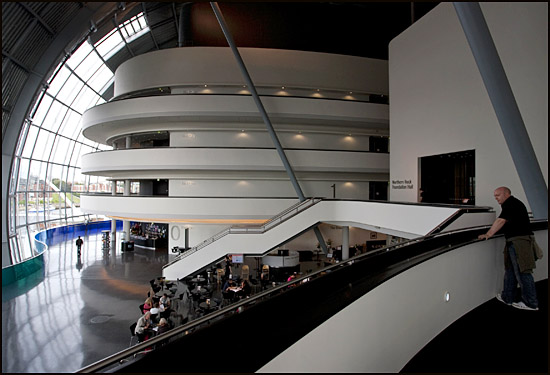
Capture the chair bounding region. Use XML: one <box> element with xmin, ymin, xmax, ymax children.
<box><xmin>216</xmin><ymin>268</ymin><xmax>224</xmax><ymax>285</ymax></box>
<box><xmin>129</xmin><ymin>322</ymin><xmax>138</xmax><ymax>347</ymax></box>
<box><xmin>261</xmin><ymin>264</ymin><xmax>270</xmax><ymax>288</ymax></box>
<box><xmin>150</xmin><ymin>313</ymin><xmax>159</xmax><ymax>323</ymax></box>
<box><xmin>241</xmin><ymin>264</ymin><xmax>249</xmax><ymax>281</ymax></box>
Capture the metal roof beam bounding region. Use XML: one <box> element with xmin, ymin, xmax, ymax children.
<box><xmin>141</xmin><ymin>2</ymin><xmax>160</xmax><ymax>50</ymax></box>
<box><xmin>18</xmin><ymin>2</ymin><xmax>55</xmax><ymax>36</ymax></box>
<box><xmin>210</xmin><ymin>2</ymin><xmax>329</xmax><ymax>254</ymax></box>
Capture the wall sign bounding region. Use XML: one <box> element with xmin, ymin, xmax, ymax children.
<box><xmin>391</xmin><ymin>179</ymin><xmax>414</xmax><ymax>190</ymax></box>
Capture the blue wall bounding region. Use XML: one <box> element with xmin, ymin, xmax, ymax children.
<box><xmin>2</xmin><ymin>220</ymin><xmax>122</xmax><ymax>286</ymax></box>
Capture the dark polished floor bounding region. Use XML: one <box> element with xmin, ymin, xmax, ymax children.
<box><xmin>2</xmin><ymin>231</ymin><xmax>548</xmax><ymax>373</ymax></box>
<box><xmin>2</xmin><ymin>231</ymin><xmax>179</xmax><ymax>373</ymax></box>
<box><xmin>402</xmin><ymin>279</ymin><xmax>548</xmax><ymax>373</ymax></box>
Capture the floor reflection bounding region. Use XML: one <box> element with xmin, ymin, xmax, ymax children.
<box><xmin>1</xmin><ymin>231</ymin><xmax>174</xmax><ymax>373</ymax></box>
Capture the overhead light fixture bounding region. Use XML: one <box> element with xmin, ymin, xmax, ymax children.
<box><xmin>281</xmin><ymin>86</ymin><xmax>285</xmax><ymax>90</ymax></box>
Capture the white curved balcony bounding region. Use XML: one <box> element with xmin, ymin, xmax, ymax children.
<box><xmin>113</xmin><ymin>47</ymin><xmax>388</xmax><ymax>98</ymax></box>
<box><xmin>82</xmin><ymin>95</ymin><xmax>388</xmax><ymax>145</ymax></box>
<box><xmin>80</xmin><ymin>195</ymin><xmax>297</xmax><ymax>222</ymax></box>
<box><xmin>81</xmin><ymin>148</ymin><xmax>389</xmax><ymax>178</ymax></box>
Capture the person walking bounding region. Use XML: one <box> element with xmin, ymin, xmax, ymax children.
<box><xmin>478</xmin><ymin>186</ymin><xmax>542</xmax><ymax>311</ymax></box>
<box><xmin>76</xmin><ymin>236</ymin><xmax>84</xmax><ymax>257</ymax></box>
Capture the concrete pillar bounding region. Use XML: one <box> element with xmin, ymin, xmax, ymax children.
<box><xmin>123</xmin><ymin>221</ymin><xmax>130</xmax><ymax>241</ymax></box>
<box><xmin>342</xmin><ymin>226</ymin><xmax>349</xmax><ymax>261</ymax></box>
<box><xmin>111</xmin><ymin>180</ymin><xmax>116</xmax><ymax>195</ymax></box>
<box><xmin>124</xmin><ymin>179</ymin><xmax>130</xmax><ymax>196</ymax></box>
<box><xmin>122</xmin><ymin>179</ymin><xmax>131</xmax><ymax>241</ymax></box>
<box><xmin>126</xmin><ymin>135</ymin><xmax>132</xmax><ymax>149</ymax></box>
<box><xmin>111</xmin><ymin>218</ymin><xmax>117</xmax><ymax>256</ymax></box>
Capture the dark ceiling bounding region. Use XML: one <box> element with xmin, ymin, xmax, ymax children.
<box><xmin>2</xmin><ymin>2</ymin><xmax>439</xmax><ymax>143</ymax></box>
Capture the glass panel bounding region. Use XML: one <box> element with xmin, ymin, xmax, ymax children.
<box><xmin>66</xmin><ymin>41</ymin><xmax>92</xmax><ymax>70</ymax></box>
<box><xmin>47</xmin><ymin>66</ymin><xmax>71</xmax><ymax>97</ymax></box>
<box><xmin>47</xmin><ymin>163</ymin><xmax>64</xmax><ymax>192</ymax></box>
<box><xmin>75</xmin><ymin>144</ymin><xmax>93</xmax><ymax>167</ymax></box>
<box><xmin>74</xmin><ymin>51</ymin><xmax>102</xmax><ymax>82</ymax></box>
<box><xmin>32</xmin><ymin>128</ymin><xmax>56</xmax><ymax>161</ymax></box>
<box><xmin>9</xmin><ymin>196</ymin><xmax>16</xmax><ymax>235</ymax></box>
<box><xmin>70</xmin><ymin>142</ymin><xmax>84</xmax><ymax>166</ymax></box>
<box><xmin>87</xmin><ymin>64</ymin><xmax>114</xmax><ymax>93</ymax></box>
<box><xmin>21</xmin><ymin>125</ymin><xmax>39</xmax><ymax>158</ymax></box>
<box><xmin>95</xmin><ymin>30</ymin><xmax>123</xmax><ymax>60</ymax></box>
<box><xmin>138</xmin><ymin>15</ymin><xmax>147</xmax><ymax>29</ymax></box>
<box><xmin>31</xmin><ymin>94</ymin><xmax>53</xmax><ymax>127</ymax></box>
<box><xmin>72</xmin><ymin>168</ymin><xmax>86</xmax><ymax>193</ymax></box>
<box><xmin>50</xmin><ymin>136</ymin><xmax>72</xmax><ymax>164</ymax></box>
<box><xmin>72</xmin><ymin>86</ymin><xmax>100</xmax><ymax>114</ymax></box>
<box><xmin>131</xmin><ymin>19</ymin><xmax>141</xmax><ymax>33</ymax></box>
<box><xmin>16</xmin><ymin>158</ymin><xmax>30</xmax><ymax>191</ymax></box>
<box><xmin>10</xmin><ymin>236</ymin><xmax>20</xmax><ymax>263</ymax></box>
<box><xmin>16</xmin><ymin>192</ymin><xmax>28</xmax><ymax>228</ymax></box>
<box><xmin>10</xmin><ymin>157</ymin><xmax>20</xmax><ymax>195</ymax></box>
<box><xmin>26</xmin><ymin>190</ymin><xmax>44</xmax><ymax>224</ymax></box>
<box><xmin>15</xmin><ymin>120</ymin><xmax>30</xmax><ymax>157</ymax></box>
<box><xmin>56</xmin><ymin>74</ymin><xmax>84</xmax><ymax>106</ymax></box>
<box><xmin>28</xmin><ymin>160</ymin><xmax>47</xmax><ymax>187</ymax></box>
<box><xmin>17</xmin><ymin>227</ymin><xmax>32</xmax><ymax>260</ymax></box>
<box><xmin>98</xmin><ymin>176</ymin><xmax>113</xmax><ymax>193</ymax></box>
<box><xmin>41</xmin><ymin>99</ymin><xmax>68</xmax><ymax>132</ymax></box>
<box><xmin>58</xmin><ymin>109</ymin><xmax>82</xmax><ymax>139</ymax></box>
<box><xmin>131</xmin><ymin>181</ymin><xmax>140</xmax><ymax>194</ymax></box>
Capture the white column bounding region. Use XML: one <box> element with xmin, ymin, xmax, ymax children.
<box><xmin>342</xmin><ymin>226</ymin><xmax>349</xmax><ymax>260</ymax></box>
<box><xmin>123</xmin><ymin>179</ymin><xmax>131</xmax><ymax>241</ymax></box>
<box><xmin>111</xmin><ymin>218</ymin><xmax>117</xmax><ymax>255</ymax></box>
<box><xmin>123</xmin><ymin>221</ymin><xmax>130</xmax><ymax>241</ymax></box>
<box><xmin>126</xmin><ymin>135</ymin><xmax>132</xmax><ymax>149</ymax></box>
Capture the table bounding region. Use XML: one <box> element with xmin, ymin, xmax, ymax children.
<box><xmin>191</xmin><ymin>277</ymin><xmax>206</xmax><ymax>285</ymax></box>
<box><xmin>199</xmin><ymin>301</ymin><xmax>218</xmax><ymax>311</ymax></box>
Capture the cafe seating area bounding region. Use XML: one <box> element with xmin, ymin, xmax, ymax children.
<box><xmin>130</xmin><ymin>251</ymin><xmax>336</xmax><ymax>349</ymax></box>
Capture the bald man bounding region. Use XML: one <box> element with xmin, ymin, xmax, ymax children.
<box><xmin>479</xmin><ymin>187</ymin><xmax>539</xmax><ymax>311</ymax></box>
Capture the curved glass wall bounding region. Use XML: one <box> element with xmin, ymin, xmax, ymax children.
<box><xmin>7</xmin><ymin>13</ymin><xmax>150</xmax><ymax>264</ymax></box>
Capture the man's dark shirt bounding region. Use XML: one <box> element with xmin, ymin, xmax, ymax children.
<box><xmin>498</xmin><ymin>195</ymin><xmax>532</xmax><ymax>239</ymax></box>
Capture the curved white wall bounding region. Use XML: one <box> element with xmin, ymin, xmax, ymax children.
<box><xmin>258</xmin><ymin>229</ymin><xmax>548</xmax><ymax>372</ymax></box>
<box><xmin>113</xmin><ymin>47</ymin><xmax>388</xmax><ymax>97</ymax></box>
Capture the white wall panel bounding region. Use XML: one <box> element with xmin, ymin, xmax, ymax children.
<box><xmin>170</xmin><ymin>130</ymin><xmax>376</xmax><ymax>152</ymax></box>
<box><xmin>388</xmin><ymin>3</ymin><xmax>548</xmax><ymax>212</ymax></box>
<box><xmin>169</xmin><ymin>179</ymin><xmax>372</xmax><ymax>200</ymax></box>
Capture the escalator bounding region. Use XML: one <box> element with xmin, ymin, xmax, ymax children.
<box><xmin>78</xmin><ymin>221</ymin><xmax>547</xmax><ymax>373</ymax></box>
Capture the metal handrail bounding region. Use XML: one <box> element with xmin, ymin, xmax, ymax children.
<box><xmin>78</xmin><ymin>221</ymin><xmax>540</xmax><ymax>373</ymax></box>
<box><xmin>163</xmin><ymin>198</ymin><xmax>322</xmax><ymax>268</ymax></box>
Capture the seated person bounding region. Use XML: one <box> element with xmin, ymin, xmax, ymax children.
<box><xmin>287</xmin><ymin>272</ymin><xmax>298</xmax><ymax>282</ymax></box>
<box><xmin>150</xmin><ymin>302</ymin><xmax>164</xmax><ymax>323</ymax></box>
<box><xmin>159</xmin><ymin>293</ymin><xmax>171</xmax><ymax>308</ymax></box>
<box><xmin>156</xmin><ymin>318</ymin><xmax>171</xmax><ymax>335</ymax></box>
<box><xmin>142</xmin><ymin>297</ymin><xmax>153</xmax><ymax>313</ymax></box>
<box><xmin>238</xmin><ymin>280</ymin><xmax>251</xmax><ymax>298</ymax></box>
<box><xmin>222</xmin><ymin>279</ymin><xmax>235</xmax><ymax>293</ymax></box>
<box><xmin>135</xmin><ymin>312</ymin><xmax>153</xmax><ymax>342</ymax></box>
